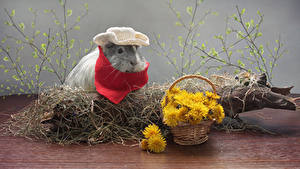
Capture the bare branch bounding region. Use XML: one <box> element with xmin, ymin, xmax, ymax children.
<box><xmin>195</xmin><ymin>46</ymin><xmax>248</xmax><ymax>72</ymax></box>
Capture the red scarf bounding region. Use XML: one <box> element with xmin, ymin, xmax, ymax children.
<box><xmin>95</xmin><ymin>46</ymin><xmax>149</xmax><ymax>104</ymax></box>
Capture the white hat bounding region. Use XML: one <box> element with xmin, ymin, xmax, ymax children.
<box><xmin>93</xmin><ymin>27</ymin><xmax>150</xmax><ymax>47</ymax></box>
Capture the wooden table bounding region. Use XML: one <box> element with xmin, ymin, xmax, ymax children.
<box><xmin>1</xmin><ymin>95</ymin><xmax>300</xmax><ymax>169</ymax></box>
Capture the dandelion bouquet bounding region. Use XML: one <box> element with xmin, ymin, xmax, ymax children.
<box><xmin>161</xmin><ymin>75</ymin><xmax>225</xmax><ymax>145</ymax></box>
<box><xmin>140</xmin><ymin>124</ymin><xmax>166</xmax><ymax>153</ymax></box>
<box><xmin>161</xmin><ymin>88</ymin><xmax>225</xmax><ymax>127</ymax></box>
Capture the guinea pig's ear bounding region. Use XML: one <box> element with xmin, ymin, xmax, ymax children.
<box><xmin>93</xmin><ymin>32</ymin><xmax>114</xmax><ymax>47</ymax></box>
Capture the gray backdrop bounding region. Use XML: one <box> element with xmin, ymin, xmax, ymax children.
<box><xmin>1</xmin><ymin>0</ymin><xmax>300</xmax><ymax>95</ymax></box>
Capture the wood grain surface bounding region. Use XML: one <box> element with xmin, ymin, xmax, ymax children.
<box><xmin>0</xmin><ymin>95</ymin><xmax>300</xmax><ymax>169</ymax></box>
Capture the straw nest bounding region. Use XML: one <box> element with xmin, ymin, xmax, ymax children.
<box><xmin>3</xmin><ymin>84</ymin><xmax>169</xmax><ymax>144</ymax></box>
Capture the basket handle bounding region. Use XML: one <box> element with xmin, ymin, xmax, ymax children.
<box><xmin>168</xmin><ymin>75</ymin><xmax>217</xmax><ymax>94</ymax></box>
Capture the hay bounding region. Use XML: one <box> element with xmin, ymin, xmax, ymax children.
<box><xmin>3</xmin><ymin>84</ymin><xmax>169</xmax><ymax>144</ymax></box>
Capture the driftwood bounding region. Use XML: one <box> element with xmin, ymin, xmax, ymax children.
<box><xmin>215</xmin><ymin>73</ymin><xmax>299</xmax><ymax>119</ymax></box>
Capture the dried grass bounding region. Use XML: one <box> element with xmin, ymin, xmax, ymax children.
<box><xmin>3</xmin><ymin>84</ymin><xmax>169</xmax><ymax>144</ymax></box>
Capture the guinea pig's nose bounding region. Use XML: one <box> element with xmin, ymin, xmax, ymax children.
<box><xmin>130</xmin><ymin>61</ymin><xmax>137</xmax><ymax>66</ymax></box>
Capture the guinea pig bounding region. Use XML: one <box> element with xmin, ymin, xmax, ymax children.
<box><xmin>64</xmin><ymin>43</ymin><xmax>147</xmax><ymax>91</ymax></box>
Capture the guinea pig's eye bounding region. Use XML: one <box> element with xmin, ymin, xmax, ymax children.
<box><xmin>117</xmin><ymin>48</ymin><xmax>124</xmax><ymax>54</ymax></box>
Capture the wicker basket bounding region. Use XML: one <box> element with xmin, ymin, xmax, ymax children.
<box><xmin>162</xmin><ymin>75</ymin><xmax>217</xmax><ymax>145</ymax></box>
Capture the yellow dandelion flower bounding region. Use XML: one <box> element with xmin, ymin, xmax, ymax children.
<box><xmin>147</xmin><ymin>135</ymin><xmax>166</xmax><ymax>153</ymax></box>
<box><xmin>213</xmin><ymin>104</ymin><xmax>225</xmax><ymax>123</ymax></box>
<box><xmin>193</xmin><ymin>92</ymin><xmax>205</xmax><ymax>102</ymax></box>
<box><xmin>162</xmin><ymin>101</ymin><xmax>178</xmax><ymax>115</ymax></box>
<box><xmin>165</xmin><ymin>88</ymin><xmax>180</xmax><ymax>104</ymax></box>
<box><xmin>140</xmin><ymin>139</ymin><xmax>148</xmax><ymax>150</ymax></box>
<box><xmin>204</xmin><ymin>99</ymin><xmax>218</xmax><ymax>110</ymax></box>
<box><xmin>177</xmin><ymin>106</ymin><xmax>189</xmax><ymax>122</ymax></box>
<box><xmin>163</xmin><ymin>109</ymin><xmax>178</xmax><ymax>127</ymax></box>
<box><xmin>205</xmin><ymin>91</ymin><xmax>220</xmax><ymax>100</ymax></box>
<box><xmin>209</xmin><ymin>104</ymin><xmax>225</xmax><ymax>123</ymax></box>
<box><xmin>162</xmin><ymin>101</ymin><xmax>180</xmax><ymax>127</ymax></box>
<box><xmin>193</xmin><ymin>103</ymin><xmax>209</xmax><ymax>117</ymax></box>
<box><xmin>174</xmin><ymin>90</ymin><xmax>194</xmax><ymax>107</ymax></box>
<box><xmin>165</xmin><ymin>88</ymin><xmax>183</xmax><ymax>105</ymax></box>
<box><xmin>142</xmin><ymin>124</ymin><xmax>161</xmax><ymax>139</ymax></box>
<box><xmin>185</xmin><ymin>109</ymin><xmax>203</xmax><ymax>125</ymax></box>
